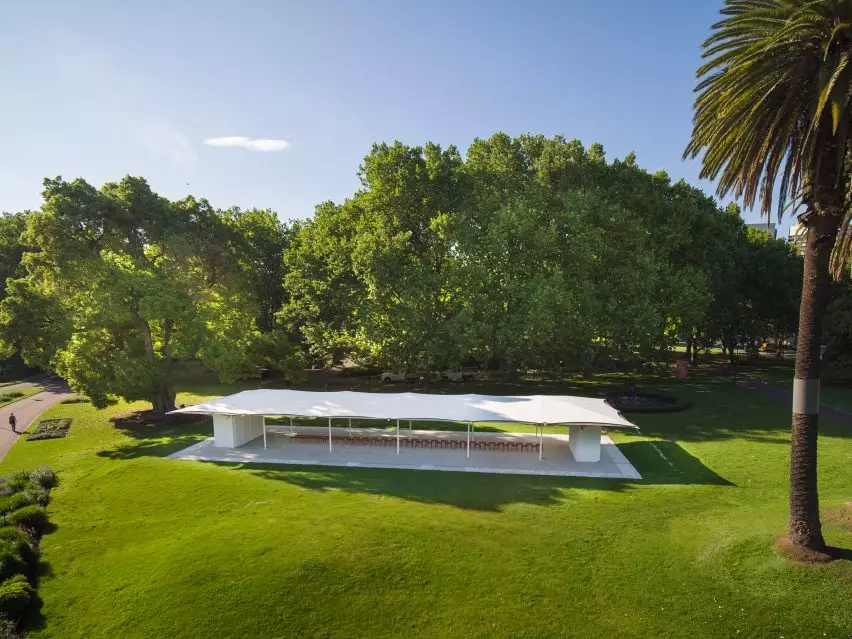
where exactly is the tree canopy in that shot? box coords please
[0,177,297,413]
[282,133,803,371]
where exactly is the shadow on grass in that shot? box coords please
[186,440,733,512]
[97,412,212,460]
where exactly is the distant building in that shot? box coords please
[746,222,777,239]
[788,223,806,254]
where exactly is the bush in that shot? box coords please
[0,392,23,401]
[0,543,28,584]
[60,396,89,404]
[0,576,34,618]
[19,487,49,508]
[3,507,47,536]
[30,467,57,491]
[0,496,31,518]
[0,613,18,639]
[0,530,35,567]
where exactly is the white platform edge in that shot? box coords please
[168,434,642,480]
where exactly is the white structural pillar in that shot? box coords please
[328,417,333,452]
[466,422,471,458]
[213,414,264,448]
[396,419,400,455]
[262,416,267,450]
[539,423,545,461]
[568,425,602,462]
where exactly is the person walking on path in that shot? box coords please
[8,413,16,433]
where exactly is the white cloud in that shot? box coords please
[204,136,291,152]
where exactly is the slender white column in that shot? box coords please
[466,422,471,458]
[348,417,352,437]
[328,417,332,452]
[539,423,545,461]
[396,419,400,455]
[263,416,267,450]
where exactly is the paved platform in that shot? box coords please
[168,426,641,479]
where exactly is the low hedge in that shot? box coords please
[0,575,34,618]
[30,466,58,490]
[0,544,28,584]
[0,467,58,631]
[3,506,48,536]
[0,494,31,517]
[0,529,36,568]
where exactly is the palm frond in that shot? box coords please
[685,0,852,279]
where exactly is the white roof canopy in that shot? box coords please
[173,389,637,429]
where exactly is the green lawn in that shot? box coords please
[749,361,852,412]
[0,385,42,407]
[0,374,850,638]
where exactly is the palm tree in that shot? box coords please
[685,0,852,554]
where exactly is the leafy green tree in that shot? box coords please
[281,201,367,365]
[0,213,28,302]
[225,208,291,332]
[685,0,852,553]
[0,176,291,413]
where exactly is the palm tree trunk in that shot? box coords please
[788,214,839,551]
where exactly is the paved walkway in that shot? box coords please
[736,378,852,428]
[0,377,73,461]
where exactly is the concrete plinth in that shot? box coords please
[213,414,265,448]
[568,425,602,462]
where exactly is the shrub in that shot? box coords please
[60,396,89,404]
[3,507,47,536]
[0,576,34,618]
[0,530,35,567]
[0,496,31,518]
[30,467,57,491]
[20,487,49,508]
[0,543,28,583]
[0,392,22,400]
[0,613,17,639]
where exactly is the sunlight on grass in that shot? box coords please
[0,373,849,638]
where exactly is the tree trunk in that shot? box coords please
[788,214,839,551]
[151,386,177,415]
[685,338,692,359]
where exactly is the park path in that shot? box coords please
[736,378,852,428]
[0,377,73,462]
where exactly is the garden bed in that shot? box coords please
[27,418,72,441]
[606,391,690,413]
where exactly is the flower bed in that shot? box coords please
[27,419,72,442]
[606,392,690,413]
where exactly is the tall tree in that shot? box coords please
[225,208,290,332]
[0,213,28,301]
[685,0,852,553]
[0,177,292,414]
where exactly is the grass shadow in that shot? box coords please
[97,412,211,460]
[191,438,733,512]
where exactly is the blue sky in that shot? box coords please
[1,1,770,224]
